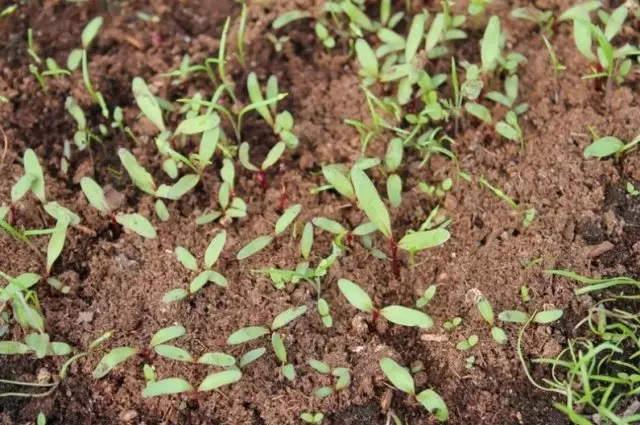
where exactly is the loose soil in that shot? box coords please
[1,0,639,424]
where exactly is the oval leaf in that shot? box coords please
[175,246,198,271]
[227,326,269,345]
[380,305,433,329]
[116,213,156,239]
[132,77,165,132]
[584,136,624,159]
[236,235,273,260]
[142,377,193,398]
[337,278,374,313]
[398,229,450,252]
[205,231,226,269]
[271,305,308,330]
[533,309,563,324]
[198,370,242,392]
[351,167,392,239]
[275,204,302,235]
[416,389,449,422]
[92,347,138,378]
[153,344,194,362]
[150,325,186,348]
[498,310,529,323]
[379,357,415,395]
[198,352,236,367]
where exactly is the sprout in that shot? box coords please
[236,204,302,260]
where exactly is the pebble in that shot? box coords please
[119,410,138,422]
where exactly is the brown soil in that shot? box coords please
[1,0,639,424]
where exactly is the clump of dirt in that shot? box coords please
[1,0,639,424]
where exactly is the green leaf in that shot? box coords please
[247,72,272,125]
[477,297,494,325]
[322,165,355,200]
[132,77,165,132]
[351,167,392,239]
[379,358,415,395]
[380,305,433,329]
[271,305,308,330]
[142,377,193,397]
[92,347,138,378]
[47,220,69,274]
[491,326,507,344]
[37,413,46,425]
[456,335,478,351]
[300,222,313,260]
[398,229,450,252]
[175,246,198,271]
[221,158,235,184]
[227,326,269,345]
[338,278,374,313]
[116,213,157,239]
[498,310,529,323]
[23,149,45,203]
[190,271,211,293]
[282,363,296,381]
[533,309,563,324]
[0,341,31,355]
[272,10,312,29]
[118,148,156,194]
[154,344,194,362]
[465,102,492,124]
[199,128,220,166]
[11,174,34,204]
[198,370,242,392]
[156,174,200,200]
[271,332,287,363]
[162,288,188,304]
[481,16,501,71]
[175,114,220,136]
[584,136,624,159]
[416,389,449,422]
[81,16,103,48]
[47,341,72,356]
[309,359,330,374]
[384,138,403,171]
[239,347,266,368]
[236,235,274,260]
[275,204,302,235]
[44,202,81,225]
[355,39,378,78]
[262,141,286,170]
[315,386,334,398]
[312,217,347,234]
[204,231,226,268]
[425,13,445,53]
[150,325,185,347]
[67,48,83,71]
[605,5,627,40]
[155,199,169,222]
[334,369,351,389]
[386,175,402,208]
[352,222,377,236]
[198,352,236,367]
[340,0,374,31]
[496,122,520,141]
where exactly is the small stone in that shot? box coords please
[351,314,368,335]
[77,311,94,324]
[119,410,138,422]
[37,368,51,384]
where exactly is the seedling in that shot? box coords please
[196,159,247,225]
[67,17,109,117]
[266,33,290,52]
[465,356,476,369]
[486,75,528,115]
[350,166,450,277]
[301,412,324,424]
[479,176,536,228]
[416,285,437,308]
[495,111,524,149]
[1,271,45,333]
[542,35,567,104]
[226,305,308,381]
[418,177,453,199]
[443,317,462,330]
[309,359,351,397]
[480,16,502,74]
[456,335,479,351]
[162,231,228,303]
[477,297,507,344]
[583,132,640,159]
[11,149,46,212]
[338,278,433,328]
[315,22,335,49]
[65,96,100,151]
[239,141,285,190]
[80,176,157,239]
[235,204,302,260]
[383,138,403,207]
[511,7,554,32]
[627,182,640,196]
[468,0,494,16]
[379,357,448,422]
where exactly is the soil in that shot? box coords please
[1,0,639,425]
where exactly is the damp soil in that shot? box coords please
[1,0,639,424]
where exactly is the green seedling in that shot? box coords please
[163,231,227,303]
[239,141,285,190]
[542,35,567,104]
[309,359,351,397]
[465,356,476,369]
[418,177,453,199]
[350,166,450,277]
[480,16,502,74]
[227,305,308,381]
[456,335,479,351]
[65,96,100,151]
[301,412,324,424]
[236,204,302,260]
[479,176,536,228]
[584,132,640,159]
[247,73,297,147]
[196,159,247,225]
[26,30,70,91]
[379,358,448,422]
[486,75,528,115]
[468,0,494,16]
[416,285,436,308]
[338,278,433,329]
[626,182,640,196]
[443,317,462,330]
[382,138,404,207]
[272,9,311,30]
[1,4,17,17]
[266,33,290,52]
[511,7,554,31]
[11,149,46,209]
[67,17,108,117]
[1,271,45,333]
[315,22,335,49]
[237,3,248,67]
[496,111,524,149]
[80,176,157,239]
[477,297,507,344]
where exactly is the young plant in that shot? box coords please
[308,359,351,398]
[479,176,535,228]
[541,35,567,104]
[468,0,494,16]
[266,33,290,52]
[301,412,324,424]
[67,17,109,117]
[65,96,101,151]
[80,176,157,239]
[416,285,436,308]
[315,21,335,49]
[239,141,285,190]
[11,149,47,214]
[338,278,433,329]
[583,132,640,159]
[226,305,308,381]
[1,271,45,333]
[495,111,524,149]
[383,138,403,207]
[477,297,507,344]
[350,166,450,277]
[196,159,247,225]
[486,75,528,115]
[236,204,302,260]
[162,231,228,303]
[379,357,448,422]
[456,335,479,351]
[26,29,70,92]
[511,7,554,32]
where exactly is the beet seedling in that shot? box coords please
[239,141,285,190]
[1,271,45,333]
[26,29,70,92]
[162,231,228,303]
[309,359,351,398]
[511,7,554,32]
[301,412,324,424]
[338,278,433,328]
[80,176,157,239]
[496,111,524,149]
[350,166,450,277]
[486,75,528,115]
[583,132,640,159]
[383,138,403,208]
[542,35,567,104]
[477,297,508,344]
[312,216,376,250]
[67,17,108,117]
[314,22,335,49]
[196,159,247,225]
[379,358,449,422]
[236,204,302,260]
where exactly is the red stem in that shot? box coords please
[389,238,400,279]
[255,170,268,190]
